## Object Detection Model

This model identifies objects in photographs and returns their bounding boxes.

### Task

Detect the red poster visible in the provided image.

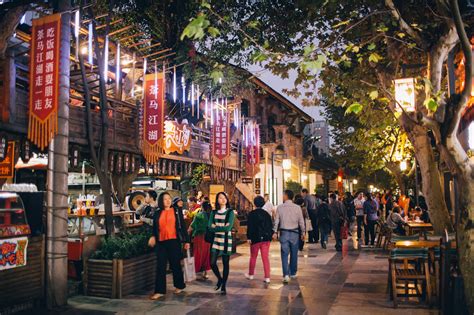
[28,14,61,150]
[142,73,164,163]
[245,122,260,176]
[212,111,230,160]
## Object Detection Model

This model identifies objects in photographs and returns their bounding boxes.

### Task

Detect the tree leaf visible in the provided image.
[368,52,382,63]
[369,90,379,100]
[345,102,363,115]
[333,20,350,28]
[367,43,376,51]
[207,26,220,37]
[201,1,211,9]
[210,69,224,84]
[424,98,438,112]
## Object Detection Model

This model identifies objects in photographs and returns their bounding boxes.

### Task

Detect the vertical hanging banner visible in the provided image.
[28,13,61,151]
[142,73,164,163]
[212,111,230,160]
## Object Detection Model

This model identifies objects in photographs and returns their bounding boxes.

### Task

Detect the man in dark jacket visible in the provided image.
[302,188,319,243]
[245,196,273,283]
[329,193,347,251]
[316,198,331,249]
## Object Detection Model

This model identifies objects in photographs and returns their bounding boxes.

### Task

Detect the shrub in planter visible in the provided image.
[86,228,156,298]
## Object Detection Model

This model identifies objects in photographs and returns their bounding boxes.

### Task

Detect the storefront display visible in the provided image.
[0,192,31,238]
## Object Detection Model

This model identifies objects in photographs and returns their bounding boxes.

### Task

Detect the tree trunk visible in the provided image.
[112,168,140,205]
[455,174,474,312]
[0,5,28,59]
[406,124,453,234]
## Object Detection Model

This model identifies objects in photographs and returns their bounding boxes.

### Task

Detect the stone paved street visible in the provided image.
[30,235,439,315]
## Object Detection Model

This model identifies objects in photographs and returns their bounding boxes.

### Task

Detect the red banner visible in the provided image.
[142,73,164,163]
[28,14,61,150]
[245,122,260,165]
[212,111,230,160]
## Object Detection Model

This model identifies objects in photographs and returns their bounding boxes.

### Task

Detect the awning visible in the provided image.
[235,182,254,203]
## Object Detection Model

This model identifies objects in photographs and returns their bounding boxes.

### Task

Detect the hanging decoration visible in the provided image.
[245,120,260,176]
[191,82,195,116]
[163,120,192,154]
[103,35,109,80]
[196,85,200,118]
[204,97,208,128]
[74,10,80,61]
[212,110,230,160]
[173,66,177,102]
[115,41,120,93]
[88,22,93,65]
[131,52,136,98]
[28,13,61,151]
[142,72,164,164]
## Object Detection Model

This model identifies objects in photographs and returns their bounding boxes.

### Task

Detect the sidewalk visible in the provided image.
[29,236,439,315]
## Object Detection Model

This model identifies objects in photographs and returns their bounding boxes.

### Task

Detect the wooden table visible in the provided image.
[394,240,440,249]
[406,222,433,236]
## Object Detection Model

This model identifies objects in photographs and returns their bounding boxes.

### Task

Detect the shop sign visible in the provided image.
[28,14,61,150]
[212,111,230,160]
[142,73,164,164]
[21,139,32,163]
[0,236,28,271]
[242,177,253,184]
[163,120,192,154]
[0,135,7,161]
[0,141,14,179]
[245,121,260,166]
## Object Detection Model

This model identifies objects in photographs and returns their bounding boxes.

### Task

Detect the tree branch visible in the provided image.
[385,0,427,49]
[0,5,28,59]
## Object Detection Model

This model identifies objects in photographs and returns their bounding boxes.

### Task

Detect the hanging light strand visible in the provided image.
[88,22,93,65]
[131,52,136,98]
[103,35,109,80]
[74,10,80,61]
[191,82,195,116]
[115,42,120,93]
[173,66,177,102]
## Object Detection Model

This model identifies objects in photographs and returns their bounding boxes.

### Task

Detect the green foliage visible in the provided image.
[286,180,302,195]
[90,228,153,260]
[191,163,208,188]
[180,13,210,40]
[345,102,363,115]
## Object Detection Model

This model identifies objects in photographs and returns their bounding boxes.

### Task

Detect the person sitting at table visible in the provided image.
[386,206,406,235]
[420,207,430,223]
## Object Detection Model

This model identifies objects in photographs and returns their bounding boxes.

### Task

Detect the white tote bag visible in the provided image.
[183,249,196,282]
[306,218,313,232]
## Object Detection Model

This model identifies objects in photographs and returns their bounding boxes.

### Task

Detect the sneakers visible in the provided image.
[290,274,297,279]
[244,273,254,280]
[264,278,271,284]
[282,276,290,283]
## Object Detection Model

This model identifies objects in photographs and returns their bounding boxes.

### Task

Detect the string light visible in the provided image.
[154,61,158,98]
[88,22,93,65]
[173,66,177,102]
[74,10,80,60]
[191,82,195,116]
[115,42,121,92]
[131,52,136,98]
[142,57,147,101]
[196,85,200,118]
[103,35,109,80]
[181,76,186,104]
[204,97,208,129]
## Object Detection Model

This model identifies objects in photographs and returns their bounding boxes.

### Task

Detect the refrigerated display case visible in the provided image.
[0,192,31,238]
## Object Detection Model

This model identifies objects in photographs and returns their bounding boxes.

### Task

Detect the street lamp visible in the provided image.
[400,160,408,171]
[394,78,416,112]
[353,179,358,185]
[282,159,292,170]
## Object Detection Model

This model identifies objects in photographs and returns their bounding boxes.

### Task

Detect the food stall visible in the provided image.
[0,191,45,312]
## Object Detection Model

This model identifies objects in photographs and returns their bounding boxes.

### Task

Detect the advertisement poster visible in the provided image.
[0,237,28,271]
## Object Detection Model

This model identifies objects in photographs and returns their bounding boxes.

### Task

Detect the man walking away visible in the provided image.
[262,194,275,220]
[316,198,331,249]
[328,193,347,251]
[302,188,318,243]
[273,190,305,284]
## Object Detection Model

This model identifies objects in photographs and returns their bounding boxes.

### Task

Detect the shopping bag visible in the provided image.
[183,249,196,282]
[340,223,349,240]
[305,218,313,232]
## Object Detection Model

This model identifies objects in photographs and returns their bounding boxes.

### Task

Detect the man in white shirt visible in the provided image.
[262,194,275,219]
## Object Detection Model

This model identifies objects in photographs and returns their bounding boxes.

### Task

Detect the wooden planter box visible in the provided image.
[85,252,156,299]
[0,235,45,312]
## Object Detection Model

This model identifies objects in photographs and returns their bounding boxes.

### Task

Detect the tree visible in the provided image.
[181,1,474,309]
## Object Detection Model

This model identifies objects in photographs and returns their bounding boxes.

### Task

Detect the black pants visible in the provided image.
[210,251,230,288]
[356,216,365,241]
[332,221,342,251]
[365,220,377,245]
[308,210,319,243]
[155,239,185,294]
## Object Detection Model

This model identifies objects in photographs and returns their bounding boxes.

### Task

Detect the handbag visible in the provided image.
[182,249,196,282]
[340,223,349,240]
[305,218,313,232]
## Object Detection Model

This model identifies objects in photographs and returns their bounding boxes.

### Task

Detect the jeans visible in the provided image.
[249,241,271,278]
[319,222,330,244]
[155,239,186,294]
[279,231,299,277]
[356,215,365,241]
[365,220,377,245]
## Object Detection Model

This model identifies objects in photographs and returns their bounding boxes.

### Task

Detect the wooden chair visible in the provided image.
[389,248,431,308]
[387,234,419,250]
[376,223,391,248]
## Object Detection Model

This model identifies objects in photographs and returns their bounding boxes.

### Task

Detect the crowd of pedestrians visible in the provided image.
[136,186,430,299]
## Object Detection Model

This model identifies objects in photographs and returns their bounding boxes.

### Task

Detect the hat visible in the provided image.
[172,196,182,204]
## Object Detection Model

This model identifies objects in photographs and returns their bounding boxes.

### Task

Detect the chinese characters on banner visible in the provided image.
[212,111,230,160]
[0,141,15,179]
[163,120,192,154]
[245,121,260,176]
[142,73,164,163]
[0,237,28,271]
[28,14,61,150]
